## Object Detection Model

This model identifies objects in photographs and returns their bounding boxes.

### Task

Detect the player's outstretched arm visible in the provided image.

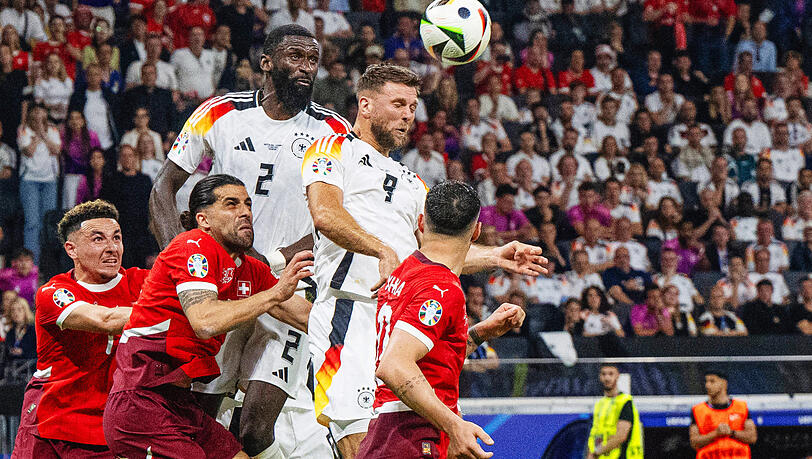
[377,330,494,459]
[466,303,526,356]
[60,304,133,334]
[307,182,400,291]
[179,252,314,339]
[461,242,547,276]
[271,295,311,333]
[149,161,192,248]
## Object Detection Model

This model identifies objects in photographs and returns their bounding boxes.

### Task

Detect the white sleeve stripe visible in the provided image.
[176,281,218,294]
[394,321,434,352]
[56,301,91,330]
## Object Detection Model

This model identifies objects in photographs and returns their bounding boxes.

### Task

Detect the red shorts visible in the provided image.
[102,386,242,459]
[357,410,449,459]
[13,379,112,459]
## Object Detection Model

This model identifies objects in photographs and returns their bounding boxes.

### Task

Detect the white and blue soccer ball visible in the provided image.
[420,0,492,66]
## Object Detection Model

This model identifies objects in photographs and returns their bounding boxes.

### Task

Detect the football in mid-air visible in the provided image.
[420,0,491,66]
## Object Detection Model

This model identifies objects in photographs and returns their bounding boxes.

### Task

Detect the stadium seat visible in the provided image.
[693,271,725,302]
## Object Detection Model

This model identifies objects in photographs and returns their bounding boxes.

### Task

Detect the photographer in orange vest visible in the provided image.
[689,370,757,459]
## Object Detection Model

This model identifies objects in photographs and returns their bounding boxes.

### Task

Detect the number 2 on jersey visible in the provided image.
[255,163,274,196]
[382,174,398,202]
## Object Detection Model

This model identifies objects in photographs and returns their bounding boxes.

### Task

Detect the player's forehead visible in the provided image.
[78,218,121,236]
[376,81,418,103]
[214,184,250,202]
[276,35,320,55]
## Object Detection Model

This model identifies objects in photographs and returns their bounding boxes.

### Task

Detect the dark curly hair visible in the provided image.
[57,200,119,244]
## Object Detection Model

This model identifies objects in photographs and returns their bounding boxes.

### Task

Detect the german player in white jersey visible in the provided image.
[302,64,547,459]
[150,24,348,459]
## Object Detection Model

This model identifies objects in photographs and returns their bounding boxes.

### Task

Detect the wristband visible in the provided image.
[268,249,286,276]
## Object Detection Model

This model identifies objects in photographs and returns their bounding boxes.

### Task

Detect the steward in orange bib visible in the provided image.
[689,370,757,459]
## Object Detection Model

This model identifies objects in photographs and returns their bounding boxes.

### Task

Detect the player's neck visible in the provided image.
[352,121,390,157]
[260,88,300,121]
[604,387,619,397]
[418,236,469,275]
[74,266,117,285]
[709,393,730,405]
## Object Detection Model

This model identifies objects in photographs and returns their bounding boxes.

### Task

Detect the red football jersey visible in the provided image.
[31,267,148,445]
[111,229,276,393]
[373,251,468,414]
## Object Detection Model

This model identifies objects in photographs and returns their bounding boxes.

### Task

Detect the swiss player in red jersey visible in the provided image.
[358,181,528,459]
[12,200,148,458]
[103,175,313,459]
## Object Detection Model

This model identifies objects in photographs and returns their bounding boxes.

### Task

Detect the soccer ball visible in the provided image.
[420,0,491,66]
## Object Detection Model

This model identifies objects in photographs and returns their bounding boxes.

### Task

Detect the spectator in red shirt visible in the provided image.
[474,41,513,96]
[2,25,29,71]
[34,15,78,78]
[724,51,765,100]
[688,0,736,79]
[67,5,93,54]
[643,0,689,70]
[514,47,557,96]
[168,0,215,50]
[558,50,595,93]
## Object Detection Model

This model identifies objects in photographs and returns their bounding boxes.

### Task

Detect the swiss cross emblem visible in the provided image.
[237,281,251,297]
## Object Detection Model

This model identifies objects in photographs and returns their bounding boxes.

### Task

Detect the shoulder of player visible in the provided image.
[186,90,260,131]
[304,102,352,134]
[303,132,353,162]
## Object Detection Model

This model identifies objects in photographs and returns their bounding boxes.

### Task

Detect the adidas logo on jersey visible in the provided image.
[234,137,255,152]
[272,367,289,383]
[359,154,371,167]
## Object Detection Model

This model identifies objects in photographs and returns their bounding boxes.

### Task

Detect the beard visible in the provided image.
[270,66,313,114]
[222,226,254,254]
[370,118,408,154]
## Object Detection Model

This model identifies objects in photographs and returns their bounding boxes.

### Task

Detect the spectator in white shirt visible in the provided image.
[602,67,637,125]
[550,154,582,210]
[565,249,606,300]
[608,216,650,271]
[667,100,717,148]
[34,53,73,123]
[593,135,630,182]
[312,0,352,39]
[698,156,740,209]
[580,286,625,337]
[593,97,630,153]
[765,122,805,185]
[723,98,772,155]
[654,248,704,313]
[478,74,520,122]
[745,219,789,272]
[646,157,682,210]
[120,107,164,161]
[135,131,162,181]
[786,97,812,148]
[267,0,315,34]
[741,157,787,215]
[0,0,46,43]
[747,248,790,304]
[783,190,812,241]
[461,97,512,153]
[763,72,791,122]
[506,130,550,184]
[590,44,630,95]
[171,26,216,102]
[698,285,748,336]
[645,73,685,126]
[549,128,593,181]
[673,124,714,183]
[400,132,446,188]
[126,34,178,91]
[603,178,642,235]
[716,255,757,309]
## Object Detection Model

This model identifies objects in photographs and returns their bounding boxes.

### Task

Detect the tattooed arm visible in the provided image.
[376,330,495,459]
[178,251,314,339]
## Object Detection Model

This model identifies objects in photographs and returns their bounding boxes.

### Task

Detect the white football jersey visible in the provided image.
[654,273,699,312]
[167,90,352,257]
[301,132,429,301]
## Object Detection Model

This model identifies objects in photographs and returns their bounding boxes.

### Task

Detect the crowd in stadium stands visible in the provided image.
[0,0,811,373]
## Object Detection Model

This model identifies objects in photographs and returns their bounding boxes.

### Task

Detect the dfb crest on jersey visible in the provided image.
[291,132,316,158]
[52,288,75,308]
[312,157,333,175]
[187,254,209,278]
[418,299,443,326]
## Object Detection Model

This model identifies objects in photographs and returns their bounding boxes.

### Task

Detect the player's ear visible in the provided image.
[417,213,425,234]
[470,222,482,243]
[357,94,371,119]
[259,54,273,73]
[63,240,78,260]
[195,211,210,232]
